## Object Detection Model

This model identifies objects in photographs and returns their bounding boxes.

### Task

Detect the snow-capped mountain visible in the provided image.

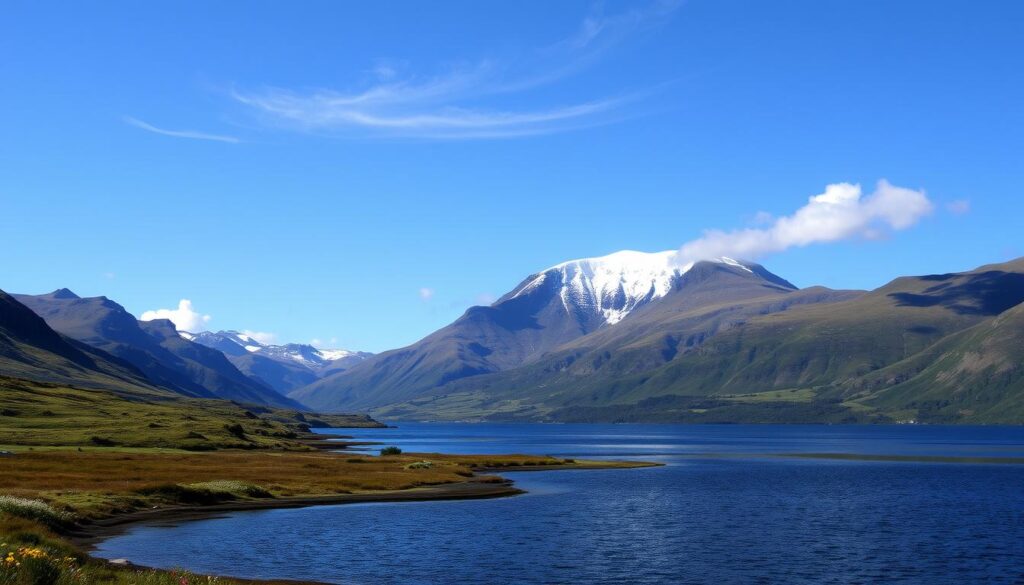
[509,250,754,325]
[292,250,787,412]
[184,330,372,395]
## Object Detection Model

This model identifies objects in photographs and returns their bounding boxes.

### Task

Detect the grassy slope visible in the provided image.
[847,301,1024,423]
[0,376,382,450]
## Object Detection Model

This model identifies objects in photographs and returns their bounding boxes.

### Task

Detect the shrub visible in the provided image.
[404,461,433,470]
[185,481,273,499]
[380,446,402,456]
[134,484,228,505]
[0,497,72,529]
[223,424,246,439]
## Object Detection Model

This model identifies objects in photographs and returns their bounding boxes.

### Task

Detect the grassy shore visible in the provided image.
[0,377,655,584]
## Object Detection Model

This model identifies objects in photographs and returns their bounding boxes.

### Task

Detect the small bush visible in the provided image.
[404,460,433,470]
[223,424,246,439]
[380,446,402,456]
[134,484,229,505]
[186,481,273,499]
[0,497,73,529]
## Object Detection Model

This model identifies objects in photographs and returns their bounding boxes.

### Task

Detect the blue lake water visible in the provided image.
[94,423,1024,584]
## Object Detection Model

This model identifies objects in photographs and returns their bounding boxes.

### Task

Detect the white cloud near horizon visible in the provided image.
[676,180,934,265]
[419,287,435,301]
[231,1,679,139]
[140,299,212,332]
[310,337,340,348]
[124,116,240,144]
[241,330,277,344]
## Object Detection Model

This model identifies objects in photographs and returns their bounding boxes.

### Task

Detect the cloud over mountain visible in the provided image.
[676,180,933,265]
[140,299,212,332]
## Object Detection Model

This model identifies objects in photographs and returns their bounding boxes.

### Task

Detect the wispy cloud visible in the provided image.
[418,287,435,301]
[676,180,934,265]
[124,116,240,144]
[232,1,679,139]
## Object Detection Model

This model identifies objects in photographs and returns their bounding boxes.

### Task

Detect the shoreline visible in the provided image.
[69,478,522,550]
[70,459,661,551]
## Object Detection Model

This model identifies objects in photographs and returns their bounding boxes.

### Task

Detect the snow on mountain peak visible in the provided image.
[181,329,366,366]
[515,250,755,325]
[316,349,358,361]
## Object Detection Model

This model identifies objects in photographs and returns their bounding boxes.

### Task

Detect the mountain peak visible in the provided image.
[49,288,80,299]
[516,250,763,325]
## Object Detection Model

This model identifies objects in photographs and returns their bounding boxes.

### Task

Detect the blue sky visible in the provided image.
[2,1,1022,352]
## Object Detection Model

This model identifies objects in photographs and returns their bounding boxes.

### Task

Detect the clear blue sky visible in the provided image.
[2,1,1022,352]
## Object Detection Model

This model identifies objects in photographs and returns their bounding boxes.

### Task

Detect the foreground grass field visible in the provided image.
[0,376,652,584]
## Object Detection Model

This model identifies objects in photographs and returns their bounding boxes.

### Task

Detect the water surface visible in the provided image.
[95,423,1024,584]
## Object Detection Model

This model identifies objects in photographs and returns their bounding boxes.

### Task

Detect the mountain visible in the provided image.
[0,289,168,397]
[436,258,1024,423]
[12,290,299,408]
[293,253,1024,425]
[184,330,371,394]
[290,252,829,413]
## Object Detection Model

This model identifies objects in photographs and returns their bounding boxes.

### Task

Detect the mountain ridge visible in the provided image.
[12,290,299,408]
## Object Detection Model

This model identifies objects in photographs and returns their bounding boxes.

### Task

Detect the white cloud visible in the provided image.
[140,299,212,332]
[419,287,435,301]
[310,337,339,348]
[124,116,240,144]
[676,180,934,265]
[946,199,971,215]
[232,2,678,139]
[241,330,277,344]
[476,293,497,306]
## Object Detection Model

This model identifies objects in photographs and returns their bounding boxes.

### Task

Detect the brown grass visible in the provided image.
[0,450,590,520]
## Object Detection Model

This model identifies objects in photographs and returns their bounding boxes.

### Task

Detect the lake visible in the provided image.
[94,423,1024,584]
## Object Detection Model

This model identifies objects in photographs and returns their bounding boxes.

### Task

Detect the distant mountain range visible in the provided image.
[9,290,299,408]
[3,252,1024,423]
[183,330,371,394]
[292,253,1024,424]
